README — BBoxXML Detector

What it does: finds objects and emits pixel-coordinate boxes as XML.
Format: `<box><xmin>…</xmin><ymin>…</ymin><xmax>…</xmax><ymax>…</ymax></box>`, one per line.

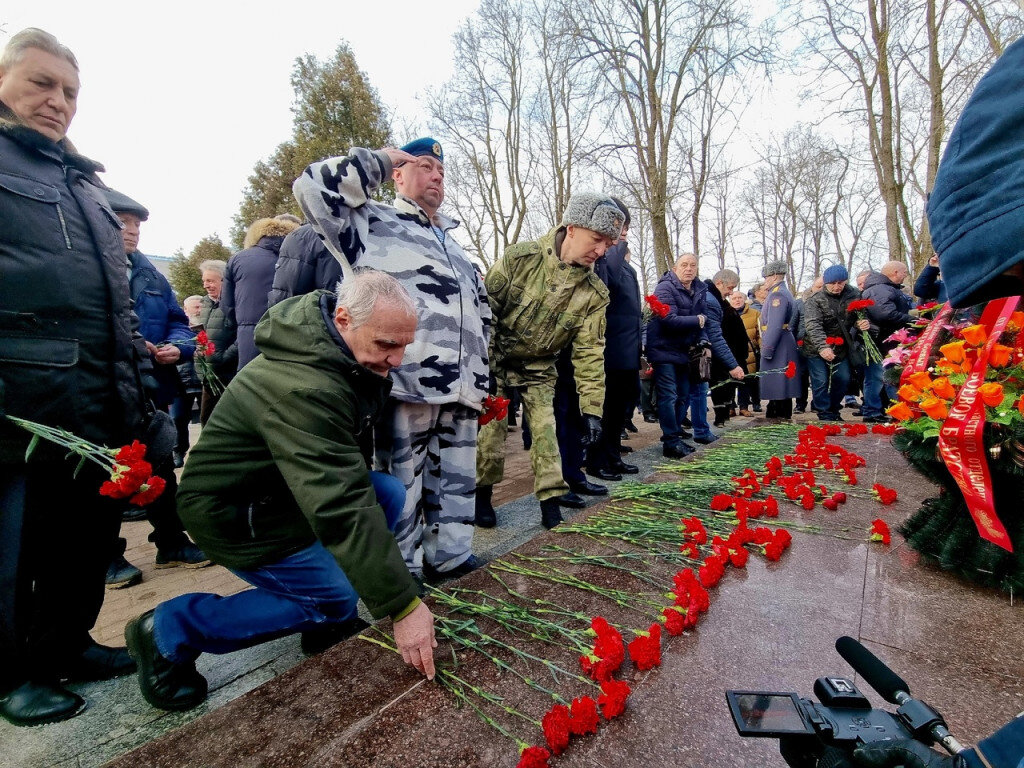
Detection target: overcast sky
<box><xmin>3</xmin><ymin>0</ymin><xmax>481</xmax><ymax>258</ymax></box>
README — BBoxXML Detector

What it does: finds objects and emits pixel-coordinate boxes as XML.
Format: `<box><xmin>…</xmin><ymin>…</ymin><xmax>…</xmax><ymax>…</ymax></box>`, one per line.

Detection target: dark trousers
<box><xmin>766</xmin><ymin>399</ymin><xmax>793</xmax><ymax>419</ymax></box>
<box><xmin>590</xmin><ymin>369</ymin><xmax>640</xmax><ymax>470</ymax></box>
<box><xmin>0</xmin><ymin>463</ymin><xmax>122</xmax><ymax>691</ymax></box>
<box><xmin>796</xmin><ymin>355</ymin><xmax>810</xmax><ymax>410</ymax></box>
<box><xmin>199</xmin><ymin>385</ymin><xmax>220</xmax><ymax>426</ymax></box>
<box><xmin>554</xmin><ymin>354</ymin><xmax>586</xmax><ymax>486</ymax></box>
<box><xmin>737</xmin><ymin>375</ymin><xmax>759</xmax><ymax>410</ymax></box>
<box><xmin>171</xmin><ymin>390</ymin><xmax>199</xmax><ymax>455</ymax></box>
<box><xmin>806</xmin><ymin>356</ymin><xmax>851</xmax><ymax>418</ymax></box>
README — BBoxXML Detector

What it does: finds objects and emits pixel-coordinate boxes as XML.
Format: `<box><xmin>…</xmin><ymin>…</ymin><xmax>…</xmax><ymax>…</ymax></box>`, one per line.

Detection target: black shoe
<box><xmin>122</xmin><ymin>507</ymin><xmax>147</xmax><ymax>522</ymax></box>
<box><xmin>106</xmin><ymin>554</ymin><xmax>142</xmax><ymax>589</ymax></box>
<box><xmin>752</xmin><ymin>406</ymin><xmax>763</xmax><ymax>413</ymax></box>
<box><xmin>424</xmin><ymin>555</ymin><xmax>485</xmax><ymax>584</ymax></box>
<box><xmin>678</xmin><ymin>430</ymin><xmax>693</xmax><ymax>439</ymax></box>
<box><xmin>301</xmin><ymin>617</ymin><xmax>371</xmax><ymax>656</ymax></box>
<box><xmin>172</xmin><ymin>450</ymin><xmax>185</xmax><ymax>469</ymax></box>
<box><xmin>587</xmin><ymin>467</ymin><xmax>622</xmax><ymax>482</ymax></box>
<box><xmin>619</xmin><ymin>445</ymin><xmax>633</xmax><ymax>453</ymax></box>
<box><xmin>862</xmin><ymin>415</ymin><xmax>891</xmax><ymax>424</ymax></box>
<box><xmin>643</xmin><ymin>414</ymin><xmax>658</xmax><ymax>423</ymax></box>
<box><xmin>125</xmin><ymin>610</ymin><xmax>208</xmax><ymax>711</ymax></box>
<box><xmin>569</xmin><ymin>480</ymin><xmax>608</xmax><ymax>496</ymax></box>
<box><xmin>680</xmin><ymin>418</ymin><xmax>692</xmax><ymax>428</ymax></box>
<box><xmin>0</xmin><ymin>681</ymin><xmax>86</xmax><ymax>727</ymax></box>
<box><xmin>713</xmin><ymin>420</ymin><xmax>726</xmax><ymax>428</ymax></box>
<box><xmin>155</xmin><ymin>542</ymin><xmax>211</xmax><ymax>569</ymax></box>
<box><xmin>663</xmin><ymin>444</ymin><xmax>691</xmax><ymax>459</ymax></box>
<box><xmin>793</xmin><ymin>407</ymin><xmax>806</xmax><ymax>414</ymax></box>
<box><xmin>540</xmin><ymin>499</ymin><xmax>562</xmax><ymax>529</ymax></box>
<box><xmin>694</xmin><ymin>434</ymin><xmax>718</xmax><ymax>445</ymax></box>
<box><xmin>852</xmin><ymin>409</ymin><xmax>863</xmax><ymax>417</ymax></box>
<box><xmin>624</xmin><ymin>420</ymin><xmax>638</xmax><ymax>433</ymax></box>
<box><xmin>610</xmin><ymin>460</ymin><xmax>639</xmax><ymax>475</ymax></box>
<box><xmin>64</xmin><ymin>642</ymin><xmax>136</xmax><ymax>682</ymax></box>
<box><xmin>620</xmin><ymin>430</ymin><xmax>629</xmax><ymax>440</ymax></box>
<box><xmin>558</xmin><ymin>492</ymin><xmax>587</xmax><ymax>508</ymax></box>
<box><xmin>475</xmin><ymin>484</ymin><xmax>497</xmax><ymax>528</ymax></box>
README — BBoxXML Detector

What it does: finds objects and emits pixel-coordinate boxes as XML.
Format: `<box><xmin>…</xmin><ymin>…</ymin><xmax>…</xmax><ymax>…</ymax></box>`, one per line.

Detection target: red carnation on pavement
<box><xmin>517</xmin><ymin>745</ymin><xmax>552</xmax><ymax>768</ymax></box>
<box><xmin>627</xmin><ymin>623</ymin><xmax>662</xmax><ymax>670</ymax></box>
<box><xmin>568</xmin><ymin>696</ymin><xmax>600</xmax><ymax>736</ymax></box>
<box><xmin>598</xmin><ymin>679</ymin><xmax>631</xmax><ymax>719</ymax></box>
<box><xmin>679</xmin><ymin>541</ymin><xmax>700</xmax><ymax>558</ymax></box>
<box><xmin>872</xmin><ymin>483</ymin><xmax>898</xmax><ymax>505</ymax></box>
<box><xmin>822</xmin><ymin>498</ymin><xmax>839</xmax><ymax>511</ymax></box>
<box><xmin>541</xmin><ymin>704</ymin><xmax>572</xmax><ymax>755</ymax></box>
<box><xmin>662</xmin><ymin>606</ymin><xmax>687</xmax><ymax>636</ymax></box>
<box><xmin>869</xmin><ymin>519</ymin><xmax>891</xmax><ymax>545</ymax></box>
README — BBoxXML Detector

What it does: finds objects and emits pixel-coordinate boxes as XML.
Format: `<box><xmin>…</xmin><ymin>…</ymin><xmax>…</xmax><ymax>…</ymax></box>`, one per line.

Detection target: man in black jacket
<box><xmin>0</xmin><ymin>28</ymin><xmax>148</xmax><ymax>726</ymax></box>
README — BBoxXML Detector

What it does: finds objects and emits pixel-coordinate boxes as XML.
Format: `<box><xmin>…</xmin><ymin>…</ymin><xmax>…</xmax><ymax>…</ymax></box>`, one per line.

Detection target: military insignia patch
<box><xmin>432</xmin><ymin>142</ymin><xmax>442</xmax><ymax>158</ymax></box>
<box><xmin>772</xmin><ymin>298</ymin><xmax>781</xmax><ymax>307</ymax></box>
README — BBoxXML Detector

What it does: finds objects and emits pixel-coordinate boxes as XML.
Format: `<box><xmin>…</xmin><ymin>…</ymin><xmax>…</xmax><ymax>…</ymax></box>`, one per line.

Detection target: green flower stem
<box><xmin>7</xmin><ymin>416</ymin><xmax>115</xmax><ymax>471</ymax></box>
<box><xmin>436</xmin><ymin>668</ymin><xmax>541</xmax><ymax>729</ymax></box>
<box><xmin>491</xmin><ymin>557</ymin><xmax>664</xmax><ymax>612</ymax></box>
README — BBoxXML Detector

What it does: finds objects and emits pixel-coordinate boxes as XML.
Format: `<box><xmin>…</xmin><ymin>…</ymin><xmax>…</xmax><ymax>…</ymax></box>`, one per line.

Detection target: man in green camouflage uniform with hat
<box><xmin>476</xmin><ymin>193</ymin><xmax>623</xmax><ymax>529</ymax></box>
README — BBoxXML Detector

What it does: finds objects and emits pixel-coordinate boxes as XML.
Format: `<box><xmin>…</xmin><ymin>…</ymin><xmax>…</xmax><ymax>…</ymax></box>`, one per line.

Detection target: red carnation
<box><xmin>541</xmin><ymin>704</ymin><xmax>572</xmax><ymax>755</ymax></box>
<box><xmin>679</xmin><ymin>541</ymin><xmax>700</xmax><ymax>559</ymax></box>
<box><xmin>130</xmin><ymin>475</ymin><xmax>166</xmax><ymax>506</ymax></box>
<box><xmin>644</xmin><ymin>295</ymin><xmax>671</xmax><ymax>318</ymax></box>
<box><xmin>681</xmin><ymin>516</ymin><xmax>708</xmax><ymax>544</ymax></box>
<box><xmin>114</xmin><ymin>440</ymin><xmax>148</xmax><ymax>464</ymax></box>
<box><xmin>598</xmin><ymin>679</ymin><xmax>631</xmax><ymax>719</ymax></box>
<box><xmin>785</xmin><ymin>361</ymin><xmax>797</xmax><ymax>378</ymax></box>
<box><xmin>478</xmin><ymin>395</ymin><xmax>511</xmax><ymax>426</ymax></box>
<box><xmin>568</xmin><ymin>696</ymin><xmax>600</xmax><ymax>736</ymax></box>
<box><xmin>869</xmin><ymin>519</ymin><xmax>891</xmax><ymax>545</ymax></box>
<box><xmin>710</xmin><ymin>494</ymin><xmax>735</xmax><ymax>511</ymax></box>
<box><xmin>517</xmin><ymin>745</ymin><xmax>552</xmax><ymax>768</ymax></box>
<box><xmin>872</xmin><ymin>483</ymin><xmax>898</xmax><ymax>505</ymax></box>
<box><xmin>662</xmin><ymin>606</ymin><xmax>687</xmax><ymax>636</ymax></box>
<box><xmin>196</xmin><ymin>330</ymin><xmax>209</xmax><ymax>345</ymax></box>
<box><xmin>832</xmin><ymin>492</ymin><xmax>847</xmax><ymax>504</ymax></box>
<box><xmin>847</xmin><ymin>299</ymin><xmax>875</xmax><ymax>312</ymax></box>
<box><xmin>822</xmin><ymin>498</ymin><xmax>839</xmax><ymax>511</ymax></box>
<box><xmin>627</xmin><ymin>624</ymin><xmax>662</xmax><ymax>670</ymax></box>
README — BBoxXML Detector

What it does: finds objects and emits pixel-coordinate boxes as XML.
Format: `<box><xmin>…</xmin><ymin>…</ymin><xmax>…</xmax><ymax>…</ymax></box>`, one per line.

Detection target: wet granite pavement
<box><xmin>7</xmin><ymin>417</ymin><xmax>1023</xmax><ymax>768</ymax></box>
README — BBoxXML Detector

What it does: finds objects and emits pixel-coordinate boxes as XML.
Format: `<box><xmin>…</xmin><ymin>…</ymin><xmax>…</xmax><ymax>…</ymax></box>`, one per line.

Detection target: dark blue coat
<box><xmin>862</xmin><ymin>272</ymin><xmax>913</xmax><ymax>346</ymax></box>
<box><xmin>0</xmin><ymin>108</ymin><xmax>146</xmax><ymax>460</ymax></box>
<box><xmin>912</xmin><ymin>264</ymin><xmax>947</xmax><ymax>304</ymax></box>
<box><xmin>223</xmin><ymin>232</ymin><xmax>288</xmax><ymax>369</ymax></box>
<box><xmin>593</xmin><ymin>242</ymin><xmax>642</xmax><ymax>371</ymax></box>
<box><xmin>928</xmin><ymin>37</ymin><xmax>1024</xmax><ymax>307</ymax></box>
<box><xmin>645</xmin><ymin>270</ymin><xmax>708</xmax><ymax>365</ymax></box>
<box><xmin>267</xmin><ymin>224</ymin><xmax>339</xmax><ymax>308</ymax></box>
<box><xmin>129</xmin><ymin>251</ymin><xmax>193</xmax><ymax>407</ymax></box>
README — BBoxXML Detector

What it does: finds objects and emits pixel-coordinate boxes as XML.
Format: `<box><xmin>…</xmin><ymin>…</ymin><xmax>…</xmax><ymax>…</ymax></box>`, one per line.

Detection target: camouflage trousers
<box><xmin>374</xmin><ymin>401</ymin><xmax>477</xmax><ymax>575</ymax></box>
<box><xmin>477</xmin><ymin>377</ymin><xmax>568</xmax><ymax>501</ymax></box>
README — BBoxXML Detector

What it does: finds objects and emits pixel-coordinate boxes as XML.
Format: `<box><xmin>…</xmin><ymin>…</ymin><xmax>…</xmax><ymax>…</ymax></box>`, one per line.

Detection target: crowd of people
<box><xmin>4</xmin><ymin>29</ymin><xmax>1023</xmax><ymax>768</ymax></box>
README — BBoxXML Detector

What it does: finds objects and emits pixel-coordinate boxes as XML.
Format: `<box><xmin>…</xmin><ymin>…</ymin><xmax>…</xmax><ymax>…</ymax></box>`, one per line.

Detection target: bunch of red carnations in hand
<box><xmin>192</xmin><ymin>330</ymin><xmax>224</xmax><ymax>396</ymax></box>
<box><xmin>644</xmin><ymin>295</ymin><xmax>671</xmax><ymax>318</ymax></box>
<box><xmin>7</xmin><ymin>417</ymin><xmax>165</xmax><ymax>505</ymax></box>
<box><xmin>846</xmin><ymin>299</ymin><xmax>883</xmax><ymax>364</ymax></box>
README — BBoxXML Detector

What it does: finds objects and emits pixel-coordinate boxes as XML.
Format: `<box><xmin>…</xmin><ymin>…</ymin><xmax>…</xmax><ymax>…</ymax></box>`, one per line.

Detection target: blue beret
<box><xmin>823</xmin><ymin>264</ymin><xmax>849</xmax><ymax>283</ymax></box>
<box><xmin>400</xmin><ymin>137</ymin><xmax>443</xmax><ymax>164</ymax></box>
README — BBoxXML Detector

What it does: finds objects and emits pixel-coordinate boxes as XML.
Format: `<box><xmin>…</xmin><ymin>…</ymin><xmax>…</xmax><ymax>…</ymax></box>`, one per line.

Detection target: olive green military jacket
<box><xmin>485</xmin><ymin>227</ymin><xmax>610</xmax><ymax>416</ymax></box>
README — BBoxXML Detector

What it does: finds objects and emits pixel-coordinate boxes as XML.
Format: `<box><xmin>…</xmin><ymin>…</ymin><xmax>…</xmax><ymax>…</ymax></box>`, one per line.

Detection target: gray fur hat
<box><xmin>762</xmin><ymin>260</ymin><xmax>788</xmax><ymax>278</ymax></box>
<box><xmin>561</xmin><ymin>193</ymin><xmax>626</xmax><ymax>241</ymax></box>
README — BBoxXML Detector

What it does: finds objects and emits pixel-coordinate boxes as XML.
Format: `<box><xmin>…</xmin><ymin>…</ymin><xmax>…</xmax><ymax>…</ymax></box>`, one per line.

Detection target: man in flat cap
<box><xmin>476</xmin><ymin>193</ymin><xmax>621</xmax><ymax>529</ymax></box>
<box><xmin>757</xmin><ymin>260</ymin><xmax>800</xmax><ymax>419</ymax></box>
<box><xmin>293</xmin><ymin>139</ymin><xmax>491</xmax><ymax>586</ymax></box>
<box><xmin>104</xmin><ymin>189</ymin><xmax>210</xmax><ymax>587</ymax></box>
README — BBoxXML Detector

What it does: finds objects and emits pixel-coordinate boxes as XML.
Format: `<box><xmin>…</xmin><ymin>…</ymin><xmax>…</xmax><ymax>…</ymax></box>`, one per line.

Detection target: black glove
<box><xmin>581</xmin><ymin>414</ymin><xmax>602</xmax><ymax>448</ymax></box>
<box><xmin>853</xmin><ymin>740</ymin><xmax>965</xmax><ymax>768</ymax></box>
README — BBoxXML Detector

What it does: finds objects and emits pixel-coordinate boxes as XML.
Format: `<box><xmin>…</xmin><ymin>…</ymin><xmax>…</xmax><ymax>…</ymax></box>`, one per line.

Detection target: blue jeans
<box><xmin>806</xmin><ymin>356</ymin><xmax>851</xmax><ymax>417</ymax></box>
<box><xmin>153</xmin><ymin>471</ymin><xmax>405</xmax><ymax>663</ymax></box>
<box><xmin>688</xmin><ymin>381</ymin><xmax>712</xmax><ymax>438</ymax></box>
<box><xmin>653</xmin><ymin>362</ymin><xmax>691</xmax><ymax>447</ymax></box>
<box><xmin>861</xmin><ymin>362</ymin><xmax>884</xmax><ymax>418</ymax></box>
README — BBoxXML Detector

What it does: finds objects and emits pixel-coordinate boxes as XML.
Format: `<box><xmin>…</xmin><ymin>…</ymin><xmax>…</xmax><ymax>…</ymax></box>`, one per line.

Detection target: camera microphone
<box><xmin>835</xmin><ymin>636</ymin><xmax>909</xmax><ymax>704</ymax></box>
<box><xmin>835</xmin><ymin>637</ymin><xmax>966</xmax><ymax>755</ymax></box>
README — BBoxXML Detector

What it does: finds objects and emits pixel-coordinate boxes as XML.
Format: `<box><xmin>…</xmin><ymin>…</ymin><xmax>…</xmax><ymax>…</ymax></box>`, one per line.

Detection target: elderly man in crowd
<box><xmin>293</xmin><ymin>139</ymin><xmax>491</xmax><ymax>585</ymax></box>
<box><xmin>862</xmin><ymin>260</ymin><xmax>914</xmax><ymax>414</ymax></box>
<box><xmin>125</xmin><ymin>271</ymin><xmax>436</xmax><ymax>711</ymax></box>
<box><xmin>196</xmin><ymin>259</ymin><xmax>235</xmax><ymax>424</ymax></box>
<box><xmin>758</xmin><ymin>260</ymin><xmax>801</xmax><ymax>419</ymax></box>
<box><xmin>0</xmin><ymin>28</ymin><xmax>150</xmax><ymax>726</ymax></box>
<box><xmin>476</xmin><ymin>193</ymin><xmax>622</xmax><ymax>530</ymax></box>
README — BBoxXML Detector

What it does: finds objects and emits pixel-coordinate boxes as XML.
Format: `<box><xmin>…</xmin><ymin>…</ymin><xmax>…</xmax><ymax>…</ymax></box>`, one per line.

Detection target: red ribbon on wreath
<box><xmin>937</xmin><ymin>297</ymin><xmax>1018</xmax><ymax>552</ymax></box>
<box><xmin>900</xmin><ymin>301</ymin><xmax>953</xmax><ymax>386</ymax></box>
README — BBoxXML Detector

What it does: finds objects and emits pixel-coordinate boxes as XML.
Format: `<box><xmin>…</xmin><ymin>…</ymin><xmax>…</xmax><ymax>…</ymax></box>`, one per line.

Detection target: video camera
<box><xmin>725</xmin><ymin>636</ymin><xmax>966</xmax><ymax>768</ymax></box>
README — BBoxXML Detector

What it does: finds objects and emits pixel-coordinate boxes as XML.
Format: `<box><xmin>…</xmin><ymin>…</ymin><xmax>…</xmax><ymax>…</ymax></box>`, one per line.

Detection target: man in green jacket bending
<box><xmin>124</xmin><ymin>270</ymin><xmax>436</xmax><ymax>711</ymax></box>
<box><xmin>476</xmin><ymin>193</ymin><xmax>622</xmax><ymax>530</ymax></box>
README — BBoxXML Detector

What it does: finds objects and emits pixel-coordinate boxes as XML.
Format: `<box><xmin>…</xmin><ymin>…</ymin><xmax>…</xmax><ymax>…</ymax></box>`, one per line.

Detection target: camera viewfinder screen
<box><xmin>731</xmin><ymin>693</ymin><xmax>808</xmax><ymax>734</ymax></box>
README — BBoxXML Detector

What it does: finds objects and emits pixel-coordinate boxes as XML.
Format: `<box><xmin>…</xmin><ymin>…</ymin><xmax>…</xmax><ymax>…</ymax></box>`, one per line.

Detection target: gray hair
<box><xmin>335</xmin><ymin>269</ymin><xmax>417</xmax><ymax>329</ymax></box>
<box><xmin>712</xmin><ymin>268</ymin><xmax>740</xmax><ymax>288</ymax></box>
<box><xmin>0</xmin><ymin>28</ymin><xmax>79</xmax><ymax>73</ymax></box>
<box><xmin>199</xmin><ymin>259</ymin><xmax>227</xmax><ymax>278</ymax></box>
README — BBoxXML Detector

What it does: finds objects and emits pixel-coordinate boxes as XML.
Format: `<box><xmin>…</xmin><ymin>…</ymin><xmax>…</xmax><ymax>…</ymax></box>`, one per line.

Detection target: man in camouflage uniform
<box><xmin>293</xmin><ymin>138</ymin><xmax>491</xmax><ymax>583</ymax></box>
<box><xmin>476</xmin><ymin>193</ymin><xmax>623</xmax><ymax>529</ymax></box>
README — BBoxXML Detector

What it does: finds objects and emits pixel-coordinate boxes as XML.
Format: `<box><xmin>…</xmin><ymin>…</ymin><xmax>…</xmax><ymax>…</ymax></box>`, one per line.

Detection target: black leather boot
<box><xmin>475</xmin><ymin>484</ymin><xmax>497</xmax><ymax>528</ymax></box>
<box><xmin>540</xmin><ymin>498</ymin><xmax>563</xmax><ymax>529</ymax></box>
<box><xmin>301</xmin><ymin>617</ymin><xmax>371</xmax><ymax>656</ymax></box>
<box><xmin>125</xmin><ymin>610</ymin><xmax>207</xmax><ymax>711</ymax></box>
<box><xmin>64</xmin><ymin>641</ymin><xmax>136</xmax><ymax>682</ymax></box>
<box><xmin>0</xmin><ymin>681</ymin><xmax>86</xmax><ymax>726</ymax></box>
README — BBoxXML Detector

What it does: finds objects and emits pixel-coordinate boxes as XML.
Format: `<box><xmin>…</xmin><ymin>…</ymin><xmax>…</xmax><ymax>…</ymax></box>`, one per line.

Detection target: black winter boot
<box><xmin>475</xmin><ymin>485</ymin><xmax>497</xmax><ymax>528</ymax></box>
<box><xmin>540</xmin><ymin>499</ymin><xmax>563</xmax><ymax>529</ymax></box>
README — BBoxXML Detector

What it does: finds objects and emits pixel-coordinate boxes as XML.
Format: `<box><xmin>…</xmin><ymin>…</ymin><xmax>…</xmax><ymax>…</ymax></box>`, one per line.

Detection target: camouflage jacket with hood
<box><xmin>485</xmin><ymin>227</ymin><xmax>610</xmax><ymax>416</ymax></box>
<box><xmin>293</xmin><ymin>148</ymin><xmax>491</xmax><ymax>410</ymax></box>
